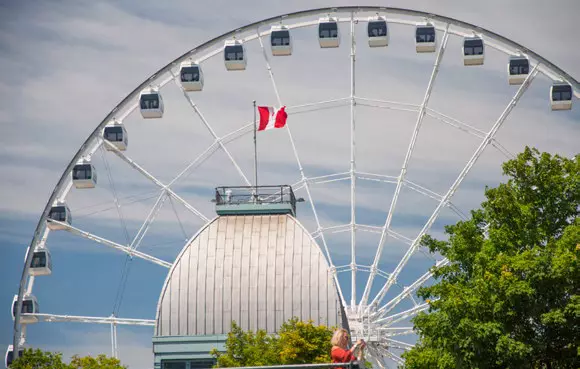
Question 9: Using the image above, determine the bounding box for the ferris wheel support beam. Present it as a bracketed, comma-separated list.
[384, 338, 415, 350]
[48, 220, 172, 268]
[360, 25, 450, 310]
[171, 73, 252, 187]
[23, 313, 155, 326]
[370, 65, 540, 311]
[103, 140, 209, 222]
[256, 27, 347, 309]
[372, 258, 449, 319]
[349, 12, 358, 310]
[374, 301, 432, 325]
[128, 190, 169, 251]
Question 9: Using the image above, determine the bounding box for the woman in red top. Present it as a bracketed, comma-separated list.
[330, 329, 365, 368]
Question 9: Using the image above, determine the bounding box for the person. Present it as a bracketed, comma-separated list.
[330, 329, 365, 368]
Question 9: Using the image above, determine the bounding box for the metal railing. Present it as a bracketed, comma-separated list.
[215, 185, 298, 214]
[216, 361, 364, 369]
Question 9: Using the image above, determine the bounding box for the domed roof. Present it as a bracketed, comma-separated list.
[155, 214, 347, 336]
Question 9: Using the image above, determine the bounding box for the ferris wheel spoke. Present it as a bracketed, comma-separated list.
[304, 171, 351, 185]
[129, 190, 169, 251]
[384, 338, 415, 350]
[372, 258, 448, 320]
[348, 12, 358, 309]
[167, 141, 220, 187]
[425, 108, 487, 138]
[360, 25, 451, 309]
[374, 301, 432, 325]
[171, 72, 251, 186]
[103, 140, 209, 222]
[355, 96, 420, 111]
[23, 313, 155, 326]
[369, 65, 540, 311]
[356, 171, 399, 184]
[99, 146, 131, 246]
[48, 220, 172, 268]
[256, 24, 347, 309]
[382, 350, 405, 365]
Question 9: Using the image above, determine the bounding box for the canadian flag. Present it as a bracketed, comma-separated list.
[257, 106, 288, 131]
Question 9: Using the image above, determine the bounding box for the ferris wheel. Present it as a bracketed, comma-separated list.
[9, 6, 579, 369]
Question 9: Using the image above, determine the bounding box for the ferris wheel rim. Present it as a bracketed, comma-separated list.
[13, 5, 579, 361]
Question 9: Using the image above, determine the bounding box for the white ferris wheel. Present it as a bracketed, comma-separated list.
[9, 6, 579, 369]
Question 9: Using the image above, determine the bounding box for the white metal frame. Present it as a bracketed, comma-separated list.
[13, 6, 578, 367]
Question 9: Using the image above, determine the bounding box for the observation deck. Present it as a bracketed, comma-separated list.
[214, 185, 300, 217]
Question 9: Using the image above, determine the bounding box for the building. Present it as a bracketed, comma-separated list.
[153, 186, 348, 369]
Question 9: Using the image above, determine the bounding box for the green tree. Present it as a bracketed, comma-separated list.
[10, 348, 70, 369]
[402, 147, 579, 369]
[10, 349, 126, 369]
[211, 318, 335, 367]
[69, 354, 126, 369]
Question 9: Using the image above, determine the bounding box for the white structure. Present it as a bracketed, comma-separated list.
[28, 246, 52, 276]
[463, 36, 484, 65]
[367, 16, 389, 47]
[508, 56, 530, 85]
[270, 25, 292, 56]
[318, 17, 340, 48]
[224, 39, 246, 70]
[103, 121, 128, 151]
[415, 22, 436, 52]
[72, 159, 97, 189]
[139, 88, 164, 118]
[550, 82, 573, 110]
[179, 61, 204, 91]
[153, 209, 348, 368]
[12, 295, 39, 324]
[47, 202, 71, 230]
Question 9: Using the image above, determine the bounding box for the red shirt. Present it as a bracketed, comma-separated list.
[331, 346, 355, 368]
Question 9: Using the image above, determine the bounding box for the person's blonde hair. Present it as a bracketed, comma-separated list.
[331, 328, 348, 347]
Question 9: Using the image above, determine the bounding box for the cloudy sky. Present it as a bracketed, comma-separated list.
[0, 0, 578, 368]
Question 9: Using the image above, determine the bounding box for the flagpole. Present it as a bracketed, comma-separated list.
[253, 100, 258, 195]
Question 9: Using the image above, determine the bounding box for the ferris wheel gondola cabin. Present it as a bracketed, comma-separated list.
[550, 82, 573, 110]
[463, 36, 484, 65]
[224, 39, 247, 71]
[72, 160, 97, 189]
[415, 22, 436, 53]
[367, 16, 389, 47]
[139, 88, 164, 118]
[11, 295, 39, 324]
[5, 345, 24, 369]
[28, 246, 52, 276]
[47, 202, 71, 230]
[318, 17, 339, 48]
[179, 61, 204, 91]
[103, 122, 128, 151]
[507, 56, 530, 85]
[270, 25, 292, 56]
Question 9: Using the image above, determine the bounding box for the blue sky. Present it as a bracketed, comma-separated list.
[0, 0, 579, 368]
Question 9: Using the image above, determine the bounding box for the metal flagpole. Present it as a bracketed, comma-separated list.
[253, 100, 258, 194]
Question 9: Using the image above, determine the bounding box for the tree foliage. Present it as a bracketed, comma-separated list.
[402, 147, 579, 368]
[10, 349, 126, 369]
[210, 318, 334, 367]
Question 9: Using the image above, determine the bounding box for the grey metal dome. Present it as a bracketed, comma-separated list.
[155, 214, 347, 336]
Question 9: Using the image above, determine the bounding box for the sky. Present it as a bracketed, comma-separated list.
[0, 0, 578, 368]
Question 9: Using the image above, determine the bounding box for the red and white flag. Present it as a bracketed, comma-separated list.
[257, 106, 288, 131]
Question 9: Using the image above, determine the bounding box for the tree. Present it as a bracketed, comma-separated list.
[10, 349, 70, 369]
[69, 354, 126, 369]
[402, 147, 579, 369]
[211, 318, 335, 367]
[10, 349, 126, 369]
